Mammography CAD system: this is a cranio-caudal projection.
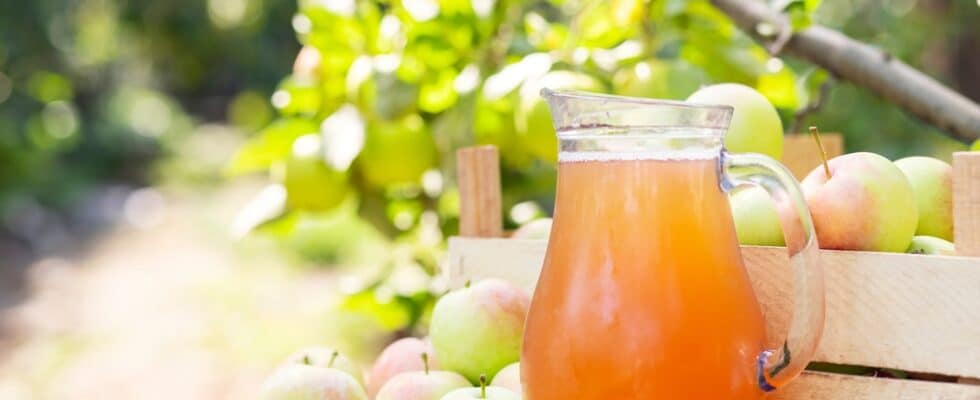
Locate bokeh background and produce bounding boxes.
[0,0,977,398]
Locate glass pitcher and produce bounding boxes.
[521,90,824,399]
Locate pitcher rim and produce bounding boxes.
[540,88,735,114]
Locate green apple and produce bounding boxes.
[800,152,918,252]
[440,375,520,400]
[907,235,956,255]
[489,362,520,394]
[972,139,979,151]
[375,353,470,400]
[894,157,953,241]
[686,83,784,160]
[729,186,785,246]
[511,218,551,240]
[517,70,605,163]
[430,279,530,384]
[282,134,350,211]
[358,114,438,188]
[261,364,368,400]
[368,338,437,397]
[284,347,364,386]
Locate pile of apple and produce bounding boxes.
[690,83,956,255]
[260,279,531,400]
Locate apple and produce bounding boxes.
[368,338,437,397]
[729,187,785,246]
[972,139,979,151]
[430,279,530,384]
[358,114,438,188]
[686,83,784,160]
[284,347,364,387]
[440,375,520,400]
[511,218,552,240]
[261,364,368,400]
[375,353,470,400]
[489,362,520,394]
[907,235,956,255]
[800,152,918,252]
[894,157,954,241]
[282,134,350,211]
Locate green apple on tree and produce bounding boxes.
[358,114,437,188]
[261,364,368,400]
[894,156,954,241]
[429,279,530,384]
[686,83,784,159]
[281,134,350,211]
[375,353,470,400]
[517,70,605,163]
[800,152,918,252]
[368,337,437,397]
[489,362,521,394]
[283,347,364,386]
[439,375,521,400]
[906,235,956,255]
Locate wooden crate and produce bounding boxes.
[445,145,980,399]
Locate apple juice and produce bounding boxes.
[522,154,767,399]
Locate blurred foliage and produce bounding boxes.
[227,0,979,333]
[0,0,298,254]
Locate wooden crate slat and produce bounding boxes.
[954,152,980,257]
[774,372,980,399]
[446,238,980,379]
[456,146,503,237]
[781,133,844,180]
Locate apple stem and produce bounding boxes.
[809,126,832,179]
[479,374,487,399]
[421,352,430,375]
[328,351,339,368]
[465,280,472,289]
[302,355,312,365]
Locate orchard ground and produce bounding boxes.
[0,180,389,399]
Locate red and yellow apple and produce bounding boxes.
[800,152,918,252]
[429,279,530,384]
[489,362,521,394]
[368,338,437,397]
[375,354,469,400]
[261,364,368,400]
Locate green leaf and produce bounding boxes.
[794,68,828,110]
[341,288,412,331]
[772,0,821,31]
[225,118,319,176]
[273,76,322,117]
[418,69,459,113]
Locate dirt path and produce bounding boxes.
[0,182,386,399]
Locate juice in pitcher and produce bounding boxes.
[522,91,825,399]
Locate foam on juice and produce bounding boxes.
[558,149,720,163]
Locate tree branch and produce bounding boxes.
[710,0,980,142]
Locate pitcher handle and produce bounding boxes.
[721,152,826,391]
